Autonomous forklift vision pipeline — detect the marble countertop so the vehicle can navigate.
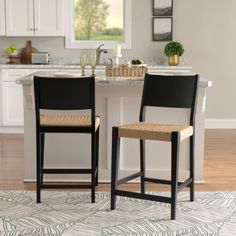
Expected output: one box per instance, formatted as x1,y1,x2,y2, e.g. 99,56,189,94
0,63,192,71
17,70,212,88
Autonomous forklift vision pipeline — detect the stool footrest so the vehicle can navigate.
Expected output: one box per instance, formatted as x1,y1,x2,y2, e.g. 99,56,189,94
115,190,171,203
42,169,92,174
42,184,92,189
144,177,172,185
117,172,142,186
177,177,193,193
144,177,192,188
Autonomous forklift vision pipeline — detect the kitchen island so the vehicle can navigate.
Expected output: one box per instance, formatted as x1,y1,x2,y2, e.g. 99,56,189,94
17,68,212,183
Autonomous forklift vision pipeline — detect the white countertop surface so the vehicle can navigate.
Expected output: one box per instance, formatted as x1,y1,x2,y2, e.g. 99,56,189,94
0,63,193,71
16,70,212,88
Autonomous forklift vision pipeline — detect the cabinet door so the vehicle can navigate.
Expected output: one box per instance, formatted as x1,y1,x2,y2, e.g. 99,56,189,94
34,0,64,36
2,70,30,126
2,82,24,126
0,0,5,36
5,0,34,36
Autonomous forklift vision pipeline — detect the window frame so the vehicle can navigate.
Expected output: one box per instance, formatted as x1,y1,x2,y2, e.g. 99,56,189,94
65,0,132,49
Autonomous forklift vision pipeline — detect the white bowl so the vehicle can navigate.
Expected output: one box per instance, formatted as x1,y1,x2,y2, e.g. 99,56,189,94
7,52,19,56
51,72,81,78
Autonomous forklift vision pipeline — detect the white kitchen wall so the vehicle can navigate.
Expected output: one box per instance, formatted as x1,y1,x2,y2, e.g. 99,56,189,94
0,0,235,120
175,0,236,121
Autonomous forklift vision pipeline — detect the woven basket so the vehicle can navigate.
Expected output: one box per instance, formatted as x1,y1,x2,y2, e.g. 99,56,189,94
106,65,148,77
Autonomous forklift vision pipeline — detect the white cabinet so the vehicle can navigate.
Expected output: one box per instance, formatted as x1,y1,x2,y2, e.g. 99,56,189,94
1,70,30,126
0,0,5,35
5,0,64,36
34,0,64,36
5,0,34,36
2,82,24,126
0,68,60,128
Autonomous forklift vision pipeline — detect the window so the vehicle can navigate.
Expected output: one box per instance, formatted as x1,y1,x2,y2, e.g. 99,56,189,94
65,0,132,49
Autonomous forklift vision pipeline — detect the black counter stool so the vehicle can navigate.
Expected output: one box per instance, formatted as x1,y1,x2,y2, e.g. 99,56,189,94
111,74,199,220
34,76,99,203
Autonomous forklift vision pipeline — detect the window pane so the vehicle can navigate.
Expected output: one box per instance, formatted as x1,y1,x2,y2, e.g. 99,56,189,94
74,0,124,41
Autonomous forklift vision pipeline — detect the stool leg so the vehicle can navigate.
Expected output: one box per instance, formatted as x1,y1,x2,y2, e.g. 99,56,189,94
40,133,45,185
171,132,180,220
36,131,41,203
95,127,100,186
91,132,96,203
190,135,195,201
111,127,120,210
140,139,145,194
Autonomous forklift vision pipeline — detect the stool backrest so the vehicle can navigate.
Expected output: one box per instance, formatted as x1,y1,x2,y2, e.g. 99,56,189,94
140,74,199,125
34,76,95,129
34,76,94,110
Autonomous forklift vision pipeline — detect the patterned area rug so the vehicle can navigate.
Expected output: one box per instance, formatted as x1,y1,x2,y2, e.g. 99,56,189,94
0,191,236,235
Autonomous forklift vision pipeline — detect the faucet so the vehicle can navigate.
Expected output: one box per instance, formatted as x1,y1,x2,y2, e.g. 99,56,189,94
96,44,108,65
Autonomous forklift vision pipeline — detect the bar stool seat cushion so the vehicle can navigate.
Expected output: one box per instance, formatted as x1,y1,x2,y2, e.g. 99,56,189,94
118,122,193,141
40,115,100,130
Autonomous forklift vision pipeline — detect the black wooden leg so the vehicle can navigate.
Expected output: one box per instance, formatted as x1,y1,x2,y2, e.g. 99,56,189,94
171,132,180,220
36,131,41,203
140,139,145,194
190,135,195,202
40,133,45,185
91,132,96,203
95,127,100,186
111,127,120,210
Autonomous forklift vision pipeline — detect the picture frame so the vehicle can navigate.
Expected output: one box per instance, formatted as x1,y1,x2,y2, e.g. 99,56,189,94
153,17,172,41
153,0,173,16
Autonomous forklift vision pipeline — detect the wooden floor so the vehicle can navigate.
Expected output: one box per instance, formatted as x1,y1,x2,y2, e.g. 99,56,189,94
0,129,236,191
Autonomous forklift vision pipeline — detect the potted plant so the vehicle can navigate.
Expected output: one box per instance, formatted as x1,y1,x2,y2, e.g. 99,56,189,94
164,41,184,66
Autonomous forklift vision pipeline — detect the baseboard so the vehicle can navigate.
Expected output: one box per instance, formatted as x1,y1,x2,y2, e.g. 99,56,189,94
2,120,235,131
205,119,236,129
2,120,236,132
0,126,24,134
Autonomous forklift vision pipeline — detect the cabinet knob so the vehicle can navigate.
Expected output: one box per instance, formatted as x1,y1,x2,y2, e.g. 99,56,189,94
29,28,34,31
34,28,38,31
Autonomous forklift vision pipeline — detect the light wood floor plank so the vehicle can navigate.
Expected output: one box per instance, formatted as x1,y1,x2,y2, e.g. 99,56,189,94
0,130,236,191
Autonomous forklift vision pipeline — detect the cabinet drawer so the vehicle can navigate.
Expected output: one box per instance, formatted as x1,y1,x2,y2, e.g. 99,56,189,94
2,69,30,82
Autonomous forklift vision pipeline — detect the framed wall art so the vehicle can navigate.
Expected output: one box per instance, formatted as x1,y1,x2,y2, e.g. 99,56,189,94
153,17,172,41
153,0,173,16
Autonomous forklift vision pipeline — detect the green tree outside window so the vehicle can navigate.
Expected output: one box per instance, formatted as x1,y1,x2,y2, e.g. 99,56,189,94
75,0,123,41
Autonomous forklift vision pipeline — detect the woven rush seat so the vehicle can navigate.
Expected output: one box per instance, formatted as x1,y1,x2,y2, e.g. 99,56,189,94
40,115,100,130
118,122,193,141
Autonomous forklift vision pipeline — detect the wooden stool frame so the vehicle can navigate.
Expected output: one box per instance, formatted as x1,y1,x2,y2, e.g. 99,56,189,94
34,76,99,203
111,74,199,220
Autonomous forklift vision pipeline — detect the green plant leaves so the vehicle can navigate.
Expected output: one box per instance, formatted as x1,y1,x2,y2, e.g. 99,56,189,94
164,41,184,57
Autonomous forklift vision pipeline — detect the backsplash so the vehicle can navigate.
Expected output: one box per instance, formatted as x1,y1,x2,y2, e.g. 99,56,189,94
0,36,169,65
0,37,171,66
